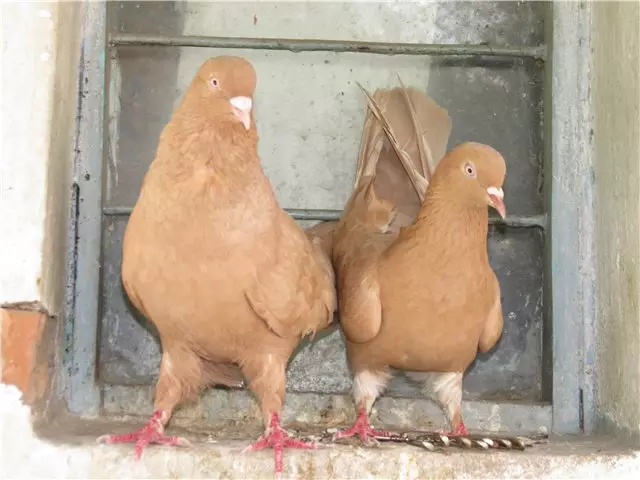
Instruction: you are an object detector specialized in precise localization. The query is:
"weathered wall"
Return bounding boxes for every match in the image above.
[0,0,638,450]
[0,1,81,315]
[0,2,638,479]
[593,0,640,442]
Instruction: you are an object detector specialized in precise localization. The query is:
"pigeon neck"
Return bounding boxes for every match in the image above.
[165,114,259,166]
[413,188,490,257]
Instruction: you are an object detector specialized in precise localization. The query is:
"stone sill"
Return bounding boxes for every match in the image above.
[16,416,640,479]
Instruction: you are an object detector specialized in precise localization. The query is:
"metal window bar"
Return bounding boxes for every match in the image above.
[70,1,601,438]
[102,206,548,229]
[109,33,547,59]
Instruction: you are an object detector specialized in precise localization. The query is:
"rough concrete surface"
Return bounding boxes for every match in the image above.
[0,1,80,315]
[1,384,639,479]
[0,1,54,305]
[593,0,640,442]
[99,385,553,437]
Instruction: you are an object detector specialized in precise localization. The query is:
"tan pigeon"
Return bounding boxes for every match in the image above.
[97,56,336,477]
[331,84,506,443]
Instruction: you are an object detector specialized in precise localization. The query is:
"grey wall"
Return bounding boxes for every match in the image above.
[593,0,640,443]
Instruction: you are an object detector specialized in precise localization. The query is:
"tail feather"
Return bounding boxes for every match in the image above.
[351,79,452,228]
[356,83,427,202]
[396,74,433,181]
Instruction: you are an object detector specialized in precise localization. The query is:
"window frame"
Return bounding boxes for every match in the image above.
[64,1,595,435]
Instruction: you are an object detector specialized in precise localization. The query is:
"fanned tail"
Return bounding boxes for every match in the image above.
[350,77,452,229]
[355,83,427,202]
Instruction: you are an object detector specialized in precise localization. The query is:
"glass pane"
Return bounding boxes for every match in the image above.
[109,1,544,47]
[106,49,542,214]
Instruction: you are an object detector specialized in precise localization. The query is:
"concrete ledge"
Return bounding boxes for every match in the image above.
[102,385,553,437]
[7,434,640,479]
[2,385,638,479]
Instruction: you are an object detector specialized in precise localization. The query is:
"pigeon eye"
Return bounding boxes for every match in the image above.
[463,163,476,177]
[209,78,219,88]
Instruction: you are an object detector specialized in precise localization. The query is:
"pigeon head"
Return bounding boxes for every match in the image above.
[429,142,507,219]
[181,56,257,131]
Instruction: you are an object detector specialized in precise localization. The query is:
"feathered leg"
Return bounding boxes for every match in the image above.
[241,355,316,478]
[431,372,468,435]
[408,371,468,436]
[96,348,199,459]
[333,369,393,445]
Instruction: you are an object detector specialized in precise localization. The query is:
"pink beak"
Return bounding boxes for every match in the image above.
[487,186,506,219]
[230,96,252,130]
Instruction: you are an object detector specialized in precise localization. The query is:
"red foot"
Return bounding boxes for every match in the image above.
[242,413,316,476]
[333,408,393,444]
[437,420,469,437]
[96,409,192,460]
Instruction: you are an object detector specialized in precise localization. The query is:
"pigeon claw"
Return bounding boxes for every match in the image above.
[243,413,317,476]
[96,409,192,461]
[434,419,469,438]
[332,408,393,446]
